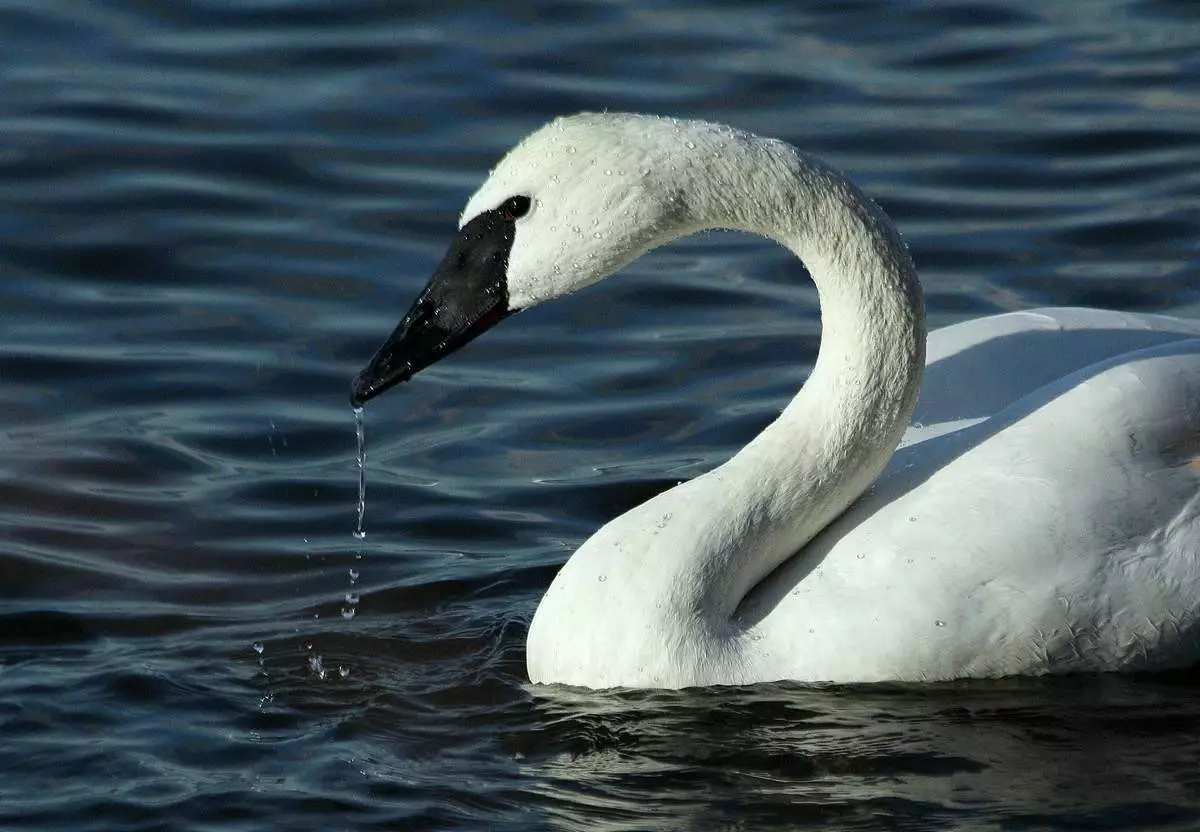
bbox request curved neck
[677,137,926,621]
[526,127,926,687]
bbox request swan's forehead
[462,113,755,218]
[461,115,670,223]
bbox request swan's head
[351,113,734,405]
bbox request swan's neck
[528,130,925,686]
[705,145,926,620]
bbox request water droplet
[685,140,696,149]
[338,665,350,679]
[604,168,613,176]
[344,592,360,604]
[857,552,865,559]
[341,607,357,620]
[348,568,359,583]
[566,145,577,154]
[550,174,559,183]
[598,575,607,583]
[908,515,917,522]
[571,225,581,234]
[593,232,602,239]
[935,620,946,628]
[252,642,264,654]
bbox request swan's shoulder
[927,306,1200,360]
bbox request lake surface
[3,0,1200,828]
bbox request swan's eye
[500,195,531,220]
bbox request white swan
[352,113,1200,688]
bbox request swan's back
[913,307,1200,433]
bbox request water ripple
[1,0,1199,829]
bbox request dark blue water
[3,1,1200,828]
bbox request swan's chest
[525,490,751,688]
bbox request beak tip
[349,374,374,408]
[350,362,414,407]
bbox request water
[353,405,367,541]
[2,0,1200,828]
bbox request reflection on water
[1,0,1199,829]
[521,675,1200,830]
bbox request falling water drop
[353,406,367,540]
[347,410,368,620]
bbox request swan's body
[353,113,1200,688]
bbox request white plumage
[457,113,1200,688]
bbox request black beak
[351,205,520,406]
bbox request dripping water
[341,405,368,624]
[353,405,367,540]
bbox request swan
[351,113,1200,688]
